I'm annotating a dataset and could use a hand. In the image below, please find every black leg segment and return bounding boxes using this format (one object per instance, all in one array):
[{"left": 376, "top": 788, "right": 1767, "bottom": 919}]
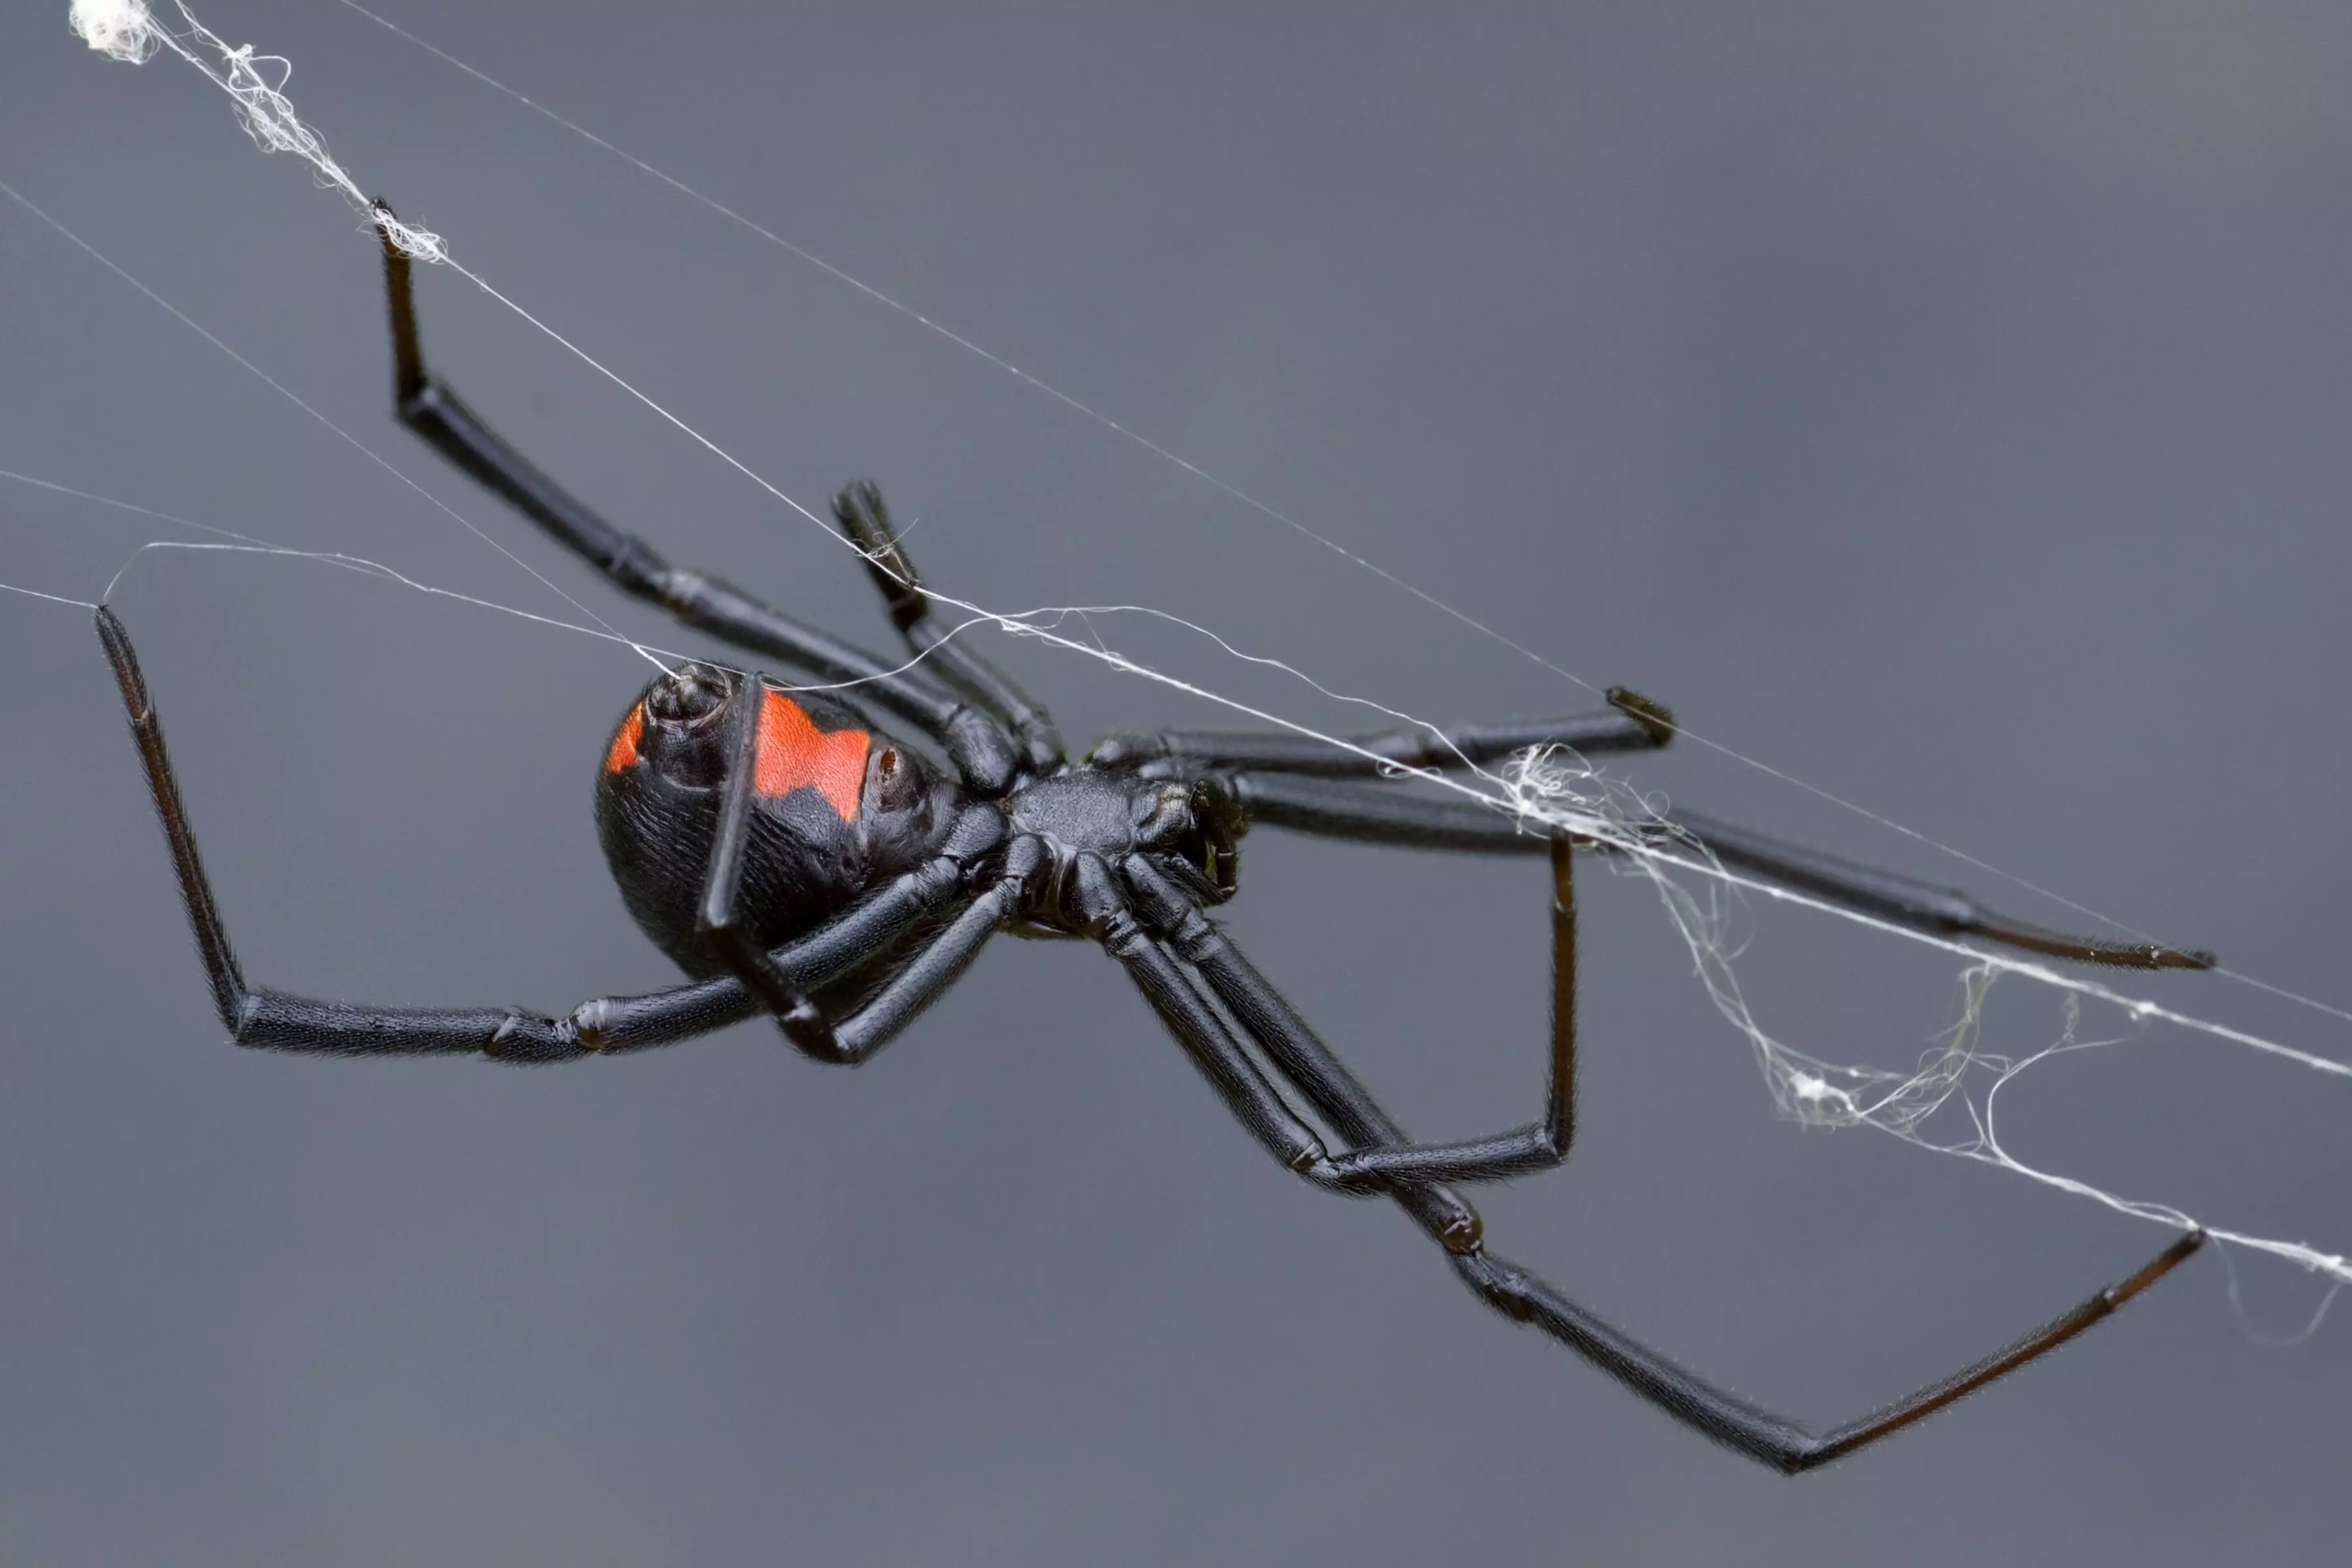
[
  {"left": 1663, "top": 806, "right": 2214, "bottom": 970},
  {"left": 1128, "top": 837, "right": 1579, "bottom": 1191},
  {"left": 97, "top": 606, "right": 942, "bottom": 1063},
  {"left": 1082, "top": 857, "right": 1347, "bottom": 1185},
  {"left": 1226, "top": 772, "right": 2213, "bottom": 970},
  {"left": 1091, "top": 687, "right": 1676, "bottom": 777},
  {"left": 1322, "top": 831, "right": 1580, "bottom": 1188},
  {"left": 1116, "top": 833, "right": 2204, "bottom": 1469},
  {"left": 832, "top": 480, "right": 1065, "bottom": 776},
  {"left": 766, "top": 879, "right": 1020, "bottom": 1066},
  {"left": 1119, "top": 855, "right": 1487, "bottom": 1251},
  {"left": 1453, "top": 1228, "right": 2203, "bottom": 1472},
  {"left": 374, "top": 208, "right": 1024, "bottom": 795}
]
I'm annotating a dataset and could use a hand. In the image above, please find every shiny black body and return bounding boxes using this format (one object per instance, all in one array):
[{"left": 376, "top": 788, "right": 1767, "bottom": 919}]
[
  {"left": 89, "top": 213, "right": 2216, "bottom": 1474},
  {"left": 596, "top": 674, "right": 960, "bottom": 975}
]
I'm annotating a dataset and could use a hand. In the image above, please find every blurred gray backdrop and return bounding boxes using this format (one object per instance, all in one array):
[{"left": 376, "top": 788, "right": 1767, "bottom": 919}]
[{"left": 3, "top": 3, "right": 2349, "bottom": 1563}]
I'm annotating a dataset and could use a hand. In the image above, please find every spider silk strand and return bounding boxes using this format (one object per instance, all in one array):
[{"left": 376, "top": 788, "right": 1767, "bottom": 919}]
[{"left": 46, "top": 0, "right": 2352, "bottom": 1299}]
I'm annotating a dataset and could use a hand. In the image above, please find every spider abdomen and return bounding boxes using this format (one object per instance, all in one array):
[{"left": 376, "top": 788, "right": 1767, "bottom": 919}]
[{"left": 594, "top": 665, "right": 960, "bottom": 975}]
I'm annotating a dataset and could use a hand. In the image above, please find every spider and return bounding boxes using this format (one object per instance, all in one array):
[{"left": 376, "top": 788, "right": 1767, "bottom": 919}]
[{"left": 92, "top": 214, "right": 2215, "bottom": 1475}]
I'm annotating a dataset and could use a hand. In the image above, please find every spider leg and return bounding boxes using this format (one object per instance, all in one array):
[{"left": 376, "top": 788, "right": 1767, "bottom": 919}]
[
  {"left": 1230, "top": 771, "right": 1569, "bottom": 852},
  {"left": 830, "top": 480, "right": 1065, "bottom": 775},
  {"left": 1122, "top": 839, "right": 1579, "bottom": 1191},
  {"left": 1452, "top": 1228, "right": 2202, "bottom": 1472},
  {"left": 1077, "top": 856, "right": 1360, "bottom": 1186},
  {"left": 96, "top": 606, "right": 955, "bottom": 1062},
  {"left": 1090, "top": 687, "right": 1675, "bottom": 777},
  {"left": 374, "top": 212, "right": 1024, "bottom": 796},
  {"left": 690, "top": 681, "right": 1031, "bottom": 1064},
  {"left": 1112, "top": 846, "right": 2205, "bottom": 1471},
  {"left": 742, "top": 885, "right": 1018, "bottom": 1067},
  {"left": 693, "top": 674, "right": 820, "bottom": 1021},
  {"left": 1223, "top": 772, "right": 2213, "bottom": 970},
  {"left": 1658, "top": 806, "right": 2215, "bottom": 969},
  {"left": 1117, "top": 855, "right": 1486, "bottom": 1249}
]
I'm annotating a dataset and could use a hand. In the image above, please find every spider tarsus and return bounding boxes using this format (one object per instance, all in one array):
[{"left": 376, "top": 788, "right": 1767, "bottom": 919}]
[
  {"left": 2048, "top": 933, "right": 2216, "bottom": 972},
  {"left": 830, "top": 479, "right": 924, "bottom": 630},
  {"left": 370, "top": 198, "right": 408, "bottom": 267},
  {"left": 372, "top": 198, "right": 429, "bottom": 405},
  {"left": 93, "top": 604, "right": 152, "bottom": 719},
  {"left": 1604, "top": 685, "right": 1678, "bottom": 747},
  {"left": 2106, "top": 1228, "right": 2207, "bottom": 1307}
]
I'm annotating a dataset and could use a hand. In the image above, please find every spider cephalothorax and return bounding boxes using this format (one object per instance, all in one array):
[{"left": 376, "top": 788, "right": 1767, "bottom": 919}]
[{"left": 92, "top": 212, "right": 2219, "bottom": 1476}]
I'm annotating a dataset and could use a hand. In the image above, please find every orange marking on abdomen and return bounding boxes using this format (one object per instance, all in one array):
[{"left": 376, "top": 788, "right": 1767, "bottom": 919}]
[
  {"left": 756, "top": 689, "right": 869, "bottom": 819},
  {"left": 604, "top": 702, "right": 645, "bottom": 772}
]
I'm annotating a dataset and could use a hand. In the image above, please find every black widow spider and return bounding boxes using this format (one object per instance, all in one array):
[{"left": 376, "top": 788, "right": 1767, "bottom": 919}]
[{"left": 93, "top": 214, "right": 2215, "bottom": 1475}]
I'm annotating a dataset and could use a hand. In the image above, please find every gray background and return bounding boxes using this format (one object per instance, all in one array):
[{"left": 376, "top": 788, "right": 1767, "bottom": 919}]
[{"left": 3, "top": 3, "right": 2349, "bottom": 1562}]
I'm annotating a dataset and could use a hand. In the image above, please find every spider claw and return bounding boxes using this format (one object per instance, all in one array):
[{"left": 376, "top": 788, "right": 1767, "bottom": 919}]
[
  {"left": 2105, "top": 1228, "right": 2207, "bottom": 1308},
  {"left": 93, "top": 604, "right": 151, "bottom": 719}
]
